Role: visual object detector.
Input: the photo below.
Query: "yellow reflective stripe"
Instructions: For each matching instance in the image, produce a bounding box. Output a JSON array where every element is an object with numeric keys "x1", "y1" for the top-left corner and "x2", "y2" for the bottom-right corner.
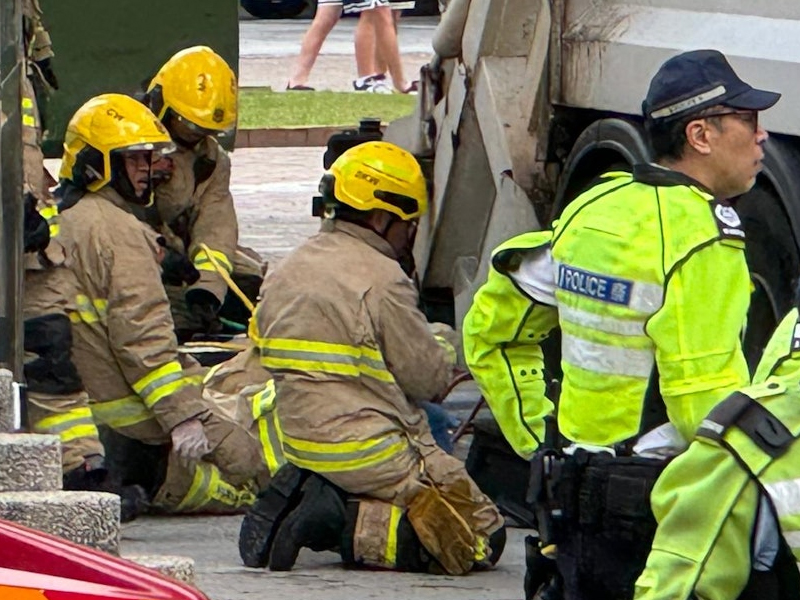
[
  {"x1": 176, "y1": 463, "x2": 211, "y2": 511},
  {"x1": 385, "y1": 504, "x2": 403, "y2": 567},
  {"x1": 202, "y1": 362, "x2": 225, "y2": 385},
  {"x1": 474, "y1": 535, "x2": 488, "y2": 561},
  {"x1": 33, "y1": 407, "x2": 99, "y2": 442},
  {"x1": 74, "y1": 294, "x2": 108, "y2": 325},
  {"x1": 433, "y1": 335, "x2": 457, "y2": 364},
  {"x1": 39, "y1": 205, "x2": 58, "y2": 219},
  {"x1": 258, "y1": 338, "x2": 395, "y2": 384},
  {"x1": 21, "y1": 97, "x2": 34, "y2": 109},
  {"x1": 193, "y1": 248, "x2": 233, "y2": 274},
  {"x1": 40, "y1": 205, "x2": 61, "y2": 239},
  {"x1": 132, "y1": 361, "x2": 198, "y2": 409},
  {"x1": 176, "y1": 462, "x2": 256, "y2": 512},
  {"x1": 282, "y1": 433, "x2": 407, "y2": 472},
  {"x1": 251, "y1": 381, "x2": 285, "y2": 475},
  {"x1": 90, "y1": 395, "x2": 154, "y2": 428},
  {"x1": 22, "y1": 114, "x2": 36, "y2": 127}
]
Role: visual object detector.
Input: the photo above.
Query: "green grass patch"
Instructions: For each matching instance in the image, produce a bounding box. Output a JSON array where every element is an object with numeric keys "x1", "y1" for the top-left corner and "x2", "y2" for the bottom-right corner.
[{"x1": 239, "y1": 88, "x2": 417, "y2": 129}]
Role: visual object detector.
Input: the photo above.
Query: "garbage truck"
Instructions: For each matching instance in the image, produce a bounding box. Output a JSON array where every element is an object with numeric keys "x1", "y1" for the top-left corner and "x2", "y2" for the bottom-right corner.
[{"x1": 386, "y1": 0, "x2": 800, "y2": 372}]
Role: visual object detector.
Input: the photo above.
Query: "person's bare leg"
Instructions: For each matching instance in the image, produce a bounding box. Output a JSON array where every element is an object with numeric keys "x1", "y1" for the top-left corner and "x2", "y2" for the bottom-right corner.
[
  {"x1": 354, "y1": 10, "x2": 378, "y2": 78},
  {"x1": 369, "y1": 6, "x2": 408, "y2": 91},
  {"x1": 374, "y1": 10, "x2": 401, "y2": 77},
  {"x1": 287, "y1": 4, "x2": 342, "y2": 88}
]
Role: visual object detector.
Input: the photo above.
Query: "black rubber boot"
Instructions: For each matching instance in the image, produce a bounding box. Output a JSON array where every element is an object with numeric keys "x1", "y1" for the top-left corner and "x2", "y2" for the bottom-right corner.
[
  {"x1": 268, "y1": 473, "x2": 347, "y2": 571},
  {"x1": 63, "y1": 455, "x2": 149, "y2": 523},
  {"x1": 238, "y1": 463, "x2": 310, "y2": 568},
  {"x1": 488, "y1": 525, "x2": 507, "y2": 565}
]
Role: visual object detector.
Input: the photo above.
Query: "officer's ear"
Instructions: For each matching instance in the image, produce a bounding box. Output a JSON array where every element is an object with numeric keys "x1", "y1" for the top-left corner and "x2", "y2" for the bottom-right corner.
[{"x1": 684, "y1": 117, "x2": 713, "y2": 156}]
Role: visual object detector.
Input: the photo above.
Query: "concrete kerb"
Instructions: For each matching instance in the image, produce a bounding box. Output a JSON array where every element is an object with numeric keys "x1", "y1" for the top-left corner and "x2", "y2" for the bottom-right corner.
[{"x1": 235, "y1": 126, "x2": 344, "y2": 149}]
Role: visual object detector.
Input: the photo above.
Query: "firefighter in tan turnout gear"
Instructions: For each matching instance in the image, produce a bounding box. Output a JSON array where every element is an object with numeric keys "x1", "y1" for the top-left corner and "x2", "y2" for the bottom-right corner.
[
  {"x1": 55, "y1": 93, "x2": 269, "y2": 514},
  {"x1": 20, "y1": 0, "x2": 115, "y2": 502},
  {"x1": 238, "y1": 141, "x2": 505, "y2": 575},
  {"x1": 140, "y1": 45, "x2": 264, "y2": 343}
]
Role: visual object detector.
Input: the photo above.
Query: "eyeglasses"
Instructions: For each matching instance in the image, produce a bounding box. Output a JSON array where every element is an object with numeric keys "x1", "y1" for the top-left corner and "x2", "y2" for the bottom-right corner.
[{"x1": 701, "y1": 109, "x2": 759, "y2": 133}]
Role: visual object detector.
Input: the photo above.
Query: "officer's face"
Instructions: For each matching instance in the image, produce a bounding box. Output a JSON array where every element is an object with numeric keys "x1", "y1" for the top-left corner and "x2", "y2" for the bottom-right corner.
[{"x1": 694, "y1": 108, "x2": 768, "y2": 198}]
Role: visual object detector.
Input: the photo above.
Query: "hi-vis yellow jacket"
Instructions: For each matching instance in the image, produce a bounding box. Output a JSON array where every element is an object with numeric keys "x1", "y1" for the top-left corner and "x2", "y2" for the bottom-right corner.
[
  {"x1": 635, "y1": 308, "x2": 800, "y2": 600},
  {"x1": 462, "y1": 230, "x2": 559, "y2": 459},
  {"x1": 60, "y1": 186, "x2": 207, "y2": 442},
  {"x1": 551, "y1": 165, "x2": 751, "y2": 446},
  {"x1": 252, "y1": 219, "x2": 453, "y2": 475}
]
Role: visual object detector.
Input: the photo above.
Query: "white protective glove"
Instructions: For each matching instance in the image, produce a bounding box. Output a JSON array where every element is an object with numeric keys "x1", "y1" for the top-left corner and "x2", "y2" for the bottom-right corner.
[{"x1": 170, "y1": 418, "x2": 212, "y2": 462}]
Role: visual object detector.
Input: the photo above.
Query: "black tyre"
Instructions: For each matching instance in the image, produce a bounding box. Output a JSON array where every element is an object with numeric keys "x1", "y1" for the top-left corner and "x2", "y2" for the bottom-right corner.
[
  {"x1": 736, "y1": 184, "x2": 799, "y2": 371},
  {"x1": 240, "y1": 0, "x2": 309, "y2": 19}
]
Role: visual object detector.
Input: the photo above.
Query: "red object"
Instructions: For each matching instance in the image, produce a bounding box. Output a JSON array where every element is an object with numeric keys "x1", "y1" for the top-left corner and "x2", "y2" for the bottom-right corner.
[{"x1": 0, "y1": 519, "x2": 208, "y2": 600}]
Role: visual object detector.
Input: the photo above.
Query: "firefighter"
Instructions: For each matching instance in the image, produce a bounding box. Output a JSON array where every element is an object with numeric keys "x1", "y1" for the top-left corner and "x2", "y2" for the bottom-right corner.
[
  {"x1": 462, "y1": 49, "x2": 780, "y2": 600},
  {"x1": 55, "y1": 93, "x2": 269, "y2": 514},
  {"x1": 140, "y1": 45, "x2": 264, "y2": 343},
  {"x1": 238, "y1": 141, "x2": 505, "y2": 575},
  {"x1": 634, "y1": 306, "x2": 800, "y2": 600},
  {"x1": 20, "y1": 0, "x2": 120, "y2": 505}
]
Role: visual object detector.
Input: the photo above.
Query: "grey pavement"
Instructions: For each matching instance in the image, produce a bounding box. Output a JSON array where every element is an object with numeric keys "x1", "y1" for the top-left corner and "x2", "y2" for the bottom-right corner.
[{"x1": 238, "y1": 16, "x2": 436, "y2": 91}]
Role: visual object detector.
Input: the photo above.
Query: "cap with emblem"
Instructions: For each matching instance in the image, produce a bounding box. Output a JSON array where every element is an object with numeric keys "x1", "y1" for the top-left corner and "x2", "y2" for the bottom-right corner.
[{"x1": 643, "y1": 49, "x2": 781, "y2": 122}]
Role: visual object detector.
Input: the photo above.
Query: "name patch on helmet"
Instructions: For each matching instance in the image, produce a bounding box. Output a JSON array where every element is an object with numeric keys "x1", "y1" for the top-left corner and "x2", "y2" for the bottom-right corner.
[
  {"x1": 557, "y1": 265, "x2": 632, "y2": 305},
  {"x1": 354, "y1": 170, "x2": 379, "y2": 185}
]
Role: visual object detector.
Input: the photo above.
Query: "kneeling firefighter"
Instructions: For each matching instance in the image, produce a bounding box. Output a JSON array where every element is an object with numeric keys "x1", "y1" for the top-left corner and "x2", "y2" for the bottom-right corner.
[
  {"x1": 238, "y1": 141, "x2": 505, "y2": 574},
  {"x1": 55, "y1": 93, "x2": 270, "y2": 515},
  {"x1": 140, "y1": 45, "x2": 266, "y2": 343}
]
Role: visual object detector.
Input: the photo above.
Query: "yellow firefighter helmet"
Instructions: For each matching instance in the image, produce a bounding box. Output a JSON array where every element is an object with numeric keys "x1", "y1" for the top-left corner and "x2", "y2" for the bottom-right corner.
[
  {"x1": 147, "y1": 45, "x2": 237, "y2": 134},
  {"x1": 323, "y1": 141, "x2": 428, "y2": 220},
  {"x1": 59, "y1": 93, "x2": 174, "y2": 192}
]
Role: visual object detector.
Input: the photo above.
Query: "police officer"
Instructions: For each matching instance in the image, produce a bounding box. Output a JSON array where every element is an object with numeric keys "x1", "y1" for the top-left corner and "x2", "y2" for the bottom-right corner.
[
  {"x1": 635, "y1": 306, "x2": 800, "y2": 600},
  {"x1": 463, "y1": 49, "x2": 780, "y2": 600},
  {"x1": 141, "y1": 46, "x2": 265, "y2": 343},
  {"x1": 238, "y1": 141, "x2": 504, "y2": 575}
]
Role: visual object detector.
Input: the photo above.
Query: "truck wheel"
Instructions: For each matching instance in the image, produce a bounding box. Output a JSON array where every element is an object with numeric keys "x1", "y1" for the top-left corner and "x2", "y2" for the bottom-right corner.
[
  {"x1": 240, "y1": 0, "x2": 309, "y2": 19},
  {"x1": 736, "y1": 184, "x2": 799, "y2": 371}
]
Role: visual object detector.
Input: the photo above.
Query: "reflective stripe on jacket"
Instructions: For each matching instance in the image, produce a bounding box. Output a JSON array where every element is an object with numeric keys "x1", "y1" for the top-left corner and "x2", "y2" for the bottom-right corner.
[
  {"x1": 462, "y1": 230, "x2": 559, "y2": 459},
  {"x1": 551, "y1": 166, "x2": 751, "y2": 446},
  {"x1": 252, "y1": 219, "x2": 452, "y2": 473},
  {"x1": 636, "y1": 310, "x2": 800, "y2": 600},
  {"x1": 60, "y1": 187, "x2": 208, "y2": 435}
]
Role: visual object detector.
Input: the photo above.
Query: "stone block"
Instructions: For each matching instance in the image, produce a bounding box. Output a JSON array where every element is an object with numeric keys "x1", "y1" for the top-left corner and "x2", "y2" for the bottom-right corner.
[
  {"x1": 0, "y1": 491, "x2": 120, "y2": 554},
  {"x1": 124, "y1": 555, "x2": 196, "y2": 585},
  {"x1": 0, "y1": 433, "x2": 62, "y2": 492}
]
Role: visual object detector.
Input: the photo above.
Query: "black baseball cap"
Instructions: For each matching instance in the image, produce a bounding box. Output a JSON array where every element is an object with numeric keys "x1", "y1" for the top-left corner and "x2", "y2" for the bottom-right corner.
[{"x1": 643, "y1": 49, "x2": 781, "y2": 121}]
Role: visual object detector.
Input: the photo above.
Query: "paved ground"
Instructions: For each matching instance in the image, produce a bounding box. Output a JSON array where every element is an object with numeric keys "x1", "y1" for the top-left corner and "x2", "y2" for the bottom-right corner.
[{"x1": 238, "y1": 16, "x2": 437, "y2": 91}]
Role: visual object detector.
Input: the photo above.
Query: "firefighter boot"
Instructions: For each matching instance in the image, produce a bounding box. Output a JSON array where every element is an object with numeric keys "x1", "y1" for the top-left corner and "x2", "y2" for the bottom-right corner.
[
  {"x1": 238, "y1": 463, "x2": 310, "y2": 568},
  {"x1": 62, "y1": 455, "x2": 149, "y2": 523},
  {"x1": 268, "y1": 473, "x2": 347, "y2": 571}
]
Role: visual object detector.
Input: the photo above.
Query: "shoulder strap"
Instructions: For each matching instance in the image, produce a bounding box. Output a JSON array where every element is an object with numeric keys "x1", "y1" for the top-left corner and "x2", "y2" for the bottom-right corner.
[{"x1": 697, "y1": 391, "x2": 793, "y2": 460}]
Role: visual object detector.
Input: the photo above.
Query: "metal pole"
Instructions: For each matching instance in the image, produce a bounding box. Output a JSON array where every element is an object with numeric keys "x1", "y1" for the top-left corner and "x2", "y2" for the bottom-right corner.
[{"x1": 0, "y1": 0, "x2": 24, "y2": 432}]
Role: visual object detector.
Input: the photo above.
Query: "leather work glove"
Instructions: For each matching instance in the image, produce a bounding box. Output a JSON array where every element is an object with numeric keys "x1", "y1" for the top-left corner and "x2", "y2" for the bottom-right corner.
[
  {"x1": 160, "y1": 246, "x2": 201, "y2": 287},
  {"x1": 185, "y1": 288, "x2": 223, "y2": 335},
  {"x1": 23, "y1": 192, "x2": 50, "y2": 253},
  {"x1": 170, "y1": 418, "x2": 212, "y2": 463}
]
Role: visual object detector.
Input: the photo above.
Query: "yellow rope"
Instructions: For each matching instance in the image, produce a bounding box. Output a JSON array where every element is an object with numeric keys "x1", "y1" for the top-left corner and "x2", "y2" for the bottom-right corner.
[{"x1": 198, "y1": 243, "x2": 256, "y2": 313}]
